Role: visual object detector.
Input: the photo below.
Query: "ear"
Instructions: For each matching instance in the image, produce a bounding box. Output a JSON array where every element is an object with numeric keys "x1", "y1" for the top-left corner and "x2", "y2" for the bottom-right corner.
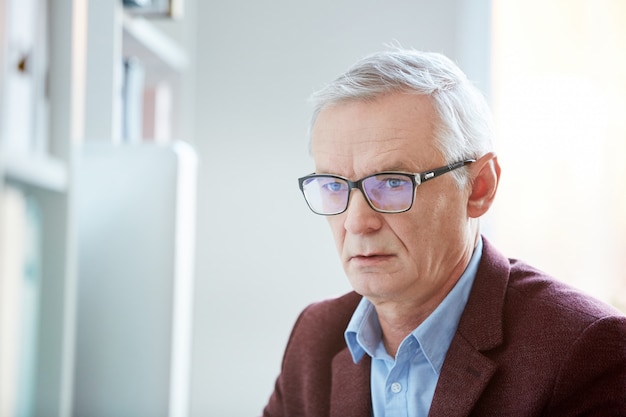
[{"x1": 467, "y1": 152, "x2": 501, "y2": 218}]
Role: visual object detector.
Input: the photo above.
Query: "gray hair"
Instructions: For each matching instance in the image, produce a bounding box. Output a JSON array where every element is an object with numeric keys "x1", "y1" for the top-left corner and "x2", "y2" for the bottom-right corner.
[{"x1": 308, "y1": 48, "x2": 494, "y2": 187}]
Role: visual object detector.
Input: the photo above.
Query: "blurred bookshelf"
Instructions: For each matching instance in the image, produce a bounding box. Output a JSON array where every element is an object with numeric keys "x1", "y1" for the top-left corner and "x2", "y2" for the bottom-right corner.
[
  {"x1": 1, "y1": 0, "x2": 74, "y2": 415},
  {"x1": 84, "y1": 2, "x2": 189, "y2": 145},
  {"x1": 2, "y1": 153, "x2": 68, "y2": 192},
  {"x1": 0, "y1": 0, "x2": 194, "y2": 416}
]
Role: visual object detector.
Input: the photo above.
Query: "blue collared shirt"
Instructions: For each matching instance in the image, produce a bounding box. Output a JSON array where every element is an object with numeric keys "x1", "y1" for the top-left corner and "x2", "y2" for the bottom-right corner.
[{"x1": 344, "y1": 239, "x2": 483, "y2": 417}]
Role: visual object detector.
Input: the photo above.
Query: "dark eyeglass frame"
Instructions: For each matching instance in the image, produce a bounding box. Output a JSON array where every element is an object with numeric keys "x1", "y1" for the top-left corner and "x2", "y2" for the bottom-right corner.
[{"x1": 298, "y1": 159, "x2": 475, "y2": 215}]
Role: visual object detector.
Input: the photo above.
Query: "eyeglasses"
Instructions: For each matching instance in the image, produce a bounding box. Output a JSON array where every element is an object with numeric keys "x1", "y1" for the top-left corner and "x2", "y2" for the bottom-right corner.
[{"x1": 298, "y1": 159, "x2": 475, "y2": 215}]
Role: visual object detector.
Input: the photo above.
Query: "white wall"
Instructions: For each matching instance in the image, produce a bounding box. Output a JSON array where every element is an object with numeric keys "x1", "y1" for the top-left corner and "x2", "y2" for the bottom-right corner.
[{"x1": 188, "y1": 1, "x2": 491, "y2": 415}]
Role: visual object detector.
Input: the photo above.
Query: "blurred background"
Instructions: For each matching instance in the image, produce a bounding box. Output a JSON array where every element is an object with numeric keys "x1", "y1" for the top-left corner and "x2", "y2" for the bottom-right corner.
[{"x1": 0, "y1": 0, "x2": 624, "y2": 416}]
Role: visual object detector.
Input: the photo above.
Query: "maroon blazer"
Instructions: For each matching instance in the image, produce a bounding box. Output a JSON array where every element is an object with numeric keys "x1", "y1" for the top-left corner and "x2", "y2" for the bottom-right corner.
[{"x1": 262, "y1": 237, "x2": 626, "y2": 416}]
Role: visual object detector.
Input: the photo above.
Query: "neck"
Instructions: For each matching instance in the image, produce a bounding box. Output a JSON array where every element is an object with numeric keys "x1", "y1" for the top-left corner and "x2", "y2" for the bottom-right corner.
[
  {"x1": 376, "y1": 289, "x2": 452, "y2": 357},
  {"x1": 377, "y1": 304, "x2": 431, "y2": 357}
]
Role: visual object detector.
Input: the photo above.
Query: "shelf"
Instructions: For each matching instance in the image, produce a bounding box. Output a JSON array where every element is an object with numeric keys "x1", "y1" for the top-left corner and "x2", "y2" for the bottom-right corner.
[
  {"x1": 122, "y1": 12, "x2": 188, "y2": 77},
  {"x1": 1, "y1": 152, "x2": 68, "y2": 192}
]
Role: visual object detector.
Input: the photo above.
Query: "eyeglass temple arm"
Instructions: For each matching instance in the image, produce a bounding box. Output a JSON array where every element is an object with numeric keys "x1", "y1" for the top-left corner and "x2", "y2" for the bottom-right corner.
[{"x1": 419, "y1": 159, "x2": 475, "y2": 182}]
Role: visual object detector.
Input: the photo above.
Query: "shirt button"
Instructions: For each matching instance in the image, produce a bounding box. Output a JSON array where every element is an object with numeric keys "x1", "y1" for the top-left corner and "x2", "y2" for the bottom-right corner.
[{"x1": 390, "y1": 382, "x2": 402, "y2": 393}]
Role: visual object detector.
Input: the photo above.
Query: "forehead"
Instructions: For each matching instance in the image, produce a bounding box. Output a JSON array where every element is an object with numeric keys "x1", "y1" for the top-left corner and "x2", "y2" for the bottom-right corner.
[{"x1": 311, "y1": 93, "x2": 441, "y2": 176}]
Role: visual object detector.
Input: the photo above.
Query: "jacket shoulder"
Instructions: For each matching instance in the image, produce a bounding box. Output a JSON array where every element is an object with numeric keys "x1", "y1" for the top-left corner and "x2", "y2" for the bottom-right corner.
[
  {"x1": 262, "y1": 292, "x2": 362, "y2": 417},
  {"x1": 507, "y1": 257, "x2": 623, "y2": 323},
  {"x1": 291, "y1": 291, "x2": 362, "y2": 347},
  {"x1": 450, "y1": 238, "x2": 626, "y2": 415}
]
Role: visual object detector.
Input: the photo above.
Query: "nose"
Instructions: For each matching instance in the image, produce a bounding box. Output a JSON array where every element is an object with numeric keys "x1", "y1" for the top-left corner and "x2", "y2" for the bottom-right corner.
[{"x1": 343, "y1": 190, "x2": 383, "y2": 234}]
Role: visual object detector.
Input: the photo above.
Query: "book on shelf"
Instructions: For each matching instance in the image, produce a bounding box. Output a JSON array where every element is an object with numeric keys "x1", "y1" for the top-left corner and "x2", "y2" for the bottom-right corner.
[
  {"x1": 142, "y1": 81, "x2": 173, "y2": 144},
  {"x1": 0, "y1": 185, "x2": 42, "y2": 417},
  {"x1": 121, "y1": 56, "x2": 174, "y2": 144},
  {"x1": 32, "y1": 0, "x2": 50, "y2": 156},
  {"x1": 0, "y1": 0, "x2": 49, "y2": 155},
  {"x1": 121, "y1": 56, "x2": 146, "y2": 144},
  {"x1": 123, "y1": 0, "x2": 184, "y2": 19}
]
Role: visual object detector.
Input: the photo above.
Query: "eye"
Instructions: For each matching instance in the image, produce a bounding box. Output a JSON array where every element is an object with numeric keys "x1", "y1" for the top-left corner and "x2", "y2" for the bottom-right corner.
[
  {"x1": 322, "y1": 181, "x2": 346, "y2": 192},
  {"x1": 385, "y1": 177, "x2": 407, "y2": 188},
  {"x1": 376, "y1": 175, "x2": 410, "y2": 190}
]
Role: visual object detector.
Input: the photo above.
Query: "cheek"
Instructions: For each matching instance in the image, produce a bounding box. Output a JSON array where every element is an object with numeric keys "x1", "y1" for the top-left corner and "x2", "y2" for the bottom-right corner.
[
  {"x1": 326, "y1": 217, "x2": 346, "y2": 252},
  {"x1": 401, "y1": 192, "x2": 462, "y2": 243},
  {"x1": 416, "y1": 194, "x2": 469, "y2": 252}
]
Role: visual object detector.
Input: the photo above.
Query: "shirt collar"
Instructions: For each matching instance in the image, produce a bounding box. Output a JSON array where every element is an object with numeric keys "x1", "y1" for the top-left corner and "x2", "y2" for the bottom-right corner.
[{"x1": 344, "y1": 239, "x2": 483, "y2": 373}]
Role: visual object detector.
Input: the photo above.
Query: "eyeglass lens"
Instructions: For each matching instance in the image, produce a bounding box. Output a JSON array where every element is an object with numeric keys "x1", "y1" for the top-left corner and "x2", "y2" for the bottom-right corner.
[{"x1": 301, "y1": 173, "x2": 414, "y2": 214}]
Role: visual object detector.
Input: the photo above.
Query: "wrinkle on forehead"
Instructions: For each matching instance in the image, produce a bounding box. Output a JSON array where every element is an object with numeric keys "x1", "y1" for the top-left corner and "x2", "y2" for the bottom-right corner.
[
  {"x1": 310, "y1": 93, "x2": 442, "y2": 177},
  {"x1": 313, "y1": 130, "x2": 441, "y2": 177},
  {"x1": 313, "y1": 129, "x2": 408, "y2": 156}
]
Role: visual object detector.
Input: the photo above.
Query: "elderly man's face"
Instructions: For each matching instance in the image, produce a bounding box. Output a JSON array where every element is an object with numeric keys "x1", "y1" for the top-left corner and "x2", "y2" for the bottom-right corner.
[{"x1": 311, "y1": 92, "x2": 475, "y2": 309}]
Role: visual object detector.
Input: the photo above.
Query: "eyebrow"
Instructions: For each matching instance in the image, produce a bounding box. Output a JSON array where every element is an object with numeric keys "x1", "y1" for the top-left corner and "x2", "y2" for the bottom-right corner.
[
  {"x1": 372, "y1": 162, "x2": 419, "y2": 173},
  {"x1": 315, "y1": 160, "x2": 425, "y2": 178},
  {"x1": 315, "y1": 167, "x2": 418, "y2": 180}
]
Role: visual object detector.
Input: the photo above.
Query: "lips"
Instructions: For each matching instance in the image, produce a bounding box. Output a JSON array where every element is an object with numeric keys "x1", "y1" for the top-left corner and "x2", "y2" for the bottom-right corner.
[
  {"x1": 352, "y1": 253, "x2": 389, "y2": 259},
  {"x1": 348, "y1": 253, "x2": 394, "y2": 265}
]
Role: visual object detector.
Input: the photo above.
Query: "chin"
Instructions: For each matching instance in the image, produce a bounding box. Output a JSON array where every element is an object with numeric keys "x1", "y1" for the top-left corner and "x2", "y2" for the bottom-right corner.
[{"x1": 347, "y1": 274, "x2": 396, "y2": 300}]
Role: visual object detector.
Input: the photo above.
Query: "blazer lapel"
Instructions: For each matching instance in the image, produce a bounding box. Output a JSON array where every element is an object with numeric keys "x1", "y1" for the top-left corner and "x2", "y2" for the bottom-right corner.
[
  {"x1": 429, "y1": 237, "x2": 509, "y2": 417},
  {"x1": 329, "y1": 348, "x2": 372, "y2": 417},
  {"x1": 428, "y1": 335, "x2": 496, "y2": 417}
]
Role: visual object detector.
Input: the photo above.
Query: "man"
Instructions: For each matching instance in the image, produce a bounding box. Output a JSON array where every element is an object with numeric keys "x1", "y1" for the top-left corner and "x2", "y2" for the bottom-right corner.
[{"x1": 262, "y1": 49, "x2": 626, "y2": 416}]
